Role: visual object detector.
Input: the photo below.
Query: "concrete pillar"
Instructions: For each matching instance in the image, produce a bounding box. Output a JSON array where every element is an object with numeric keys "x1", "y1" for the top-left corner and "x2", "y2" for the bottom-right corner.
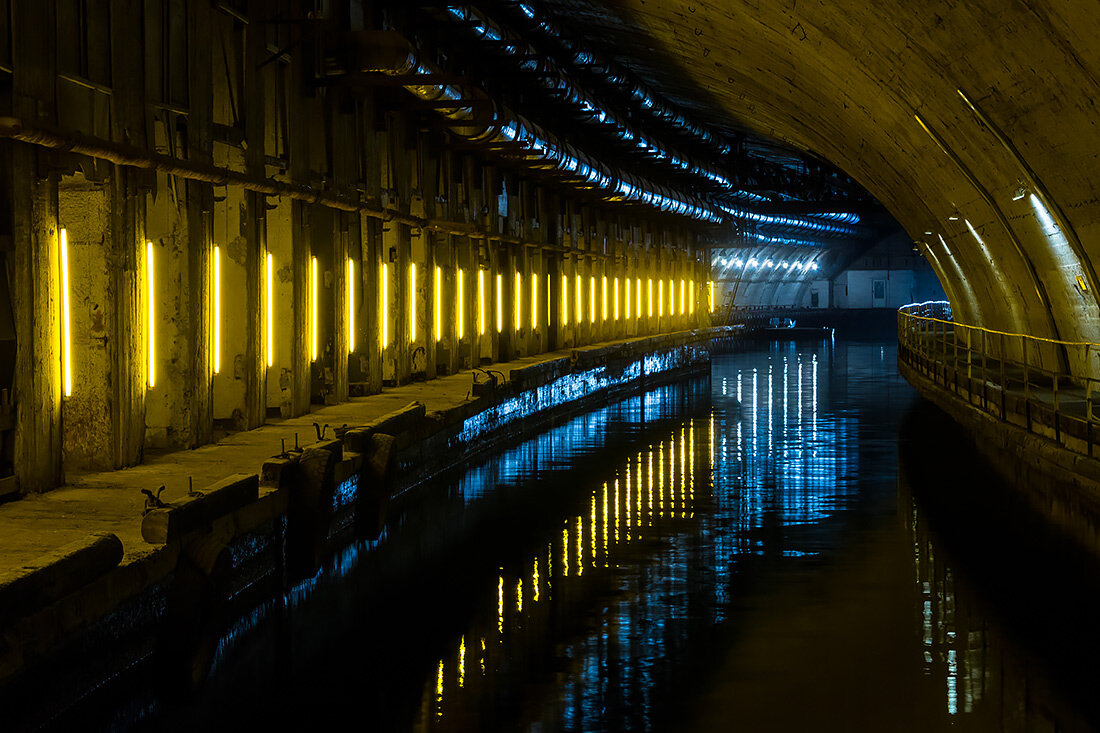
[
  {"x1": 11, "y1": 148, "x2": 61, "y2": 492},
  {"x1": 380, "y1": 220, "x2": 397, "y2": 384},
  {"x1": 342, "y1": 213, "x2": 362, "y2": 396},
  {"x1": 242, "y1": 189, "x2": 265, "y2": 425},
  {"x1": 109, "y1": 167, "x2": 148, "y2": 466},
  {"x1": 267, "y1": 198, "x2": 294, "y2": 415},
  {"x1": 287, "y1": 29, "x2": 312, "y2": 415},
  {"x1": 185, "y1": 0, "x2": 214, "y2": 444},
  {"x1": 395, "y1": 223, "x2": 411, "y2": 383},
  {"x1": 357, "y1": 215, "x2": 383, "y2": 395},
  {"x1": 458, "y1": 236, "x2": 477, "y2": 371},
  {"x1": 332, "y1": 212, "x2": 349, "y2": 402},
  {"x1": 211, "y1": 180, "x2": 252, "y2": 427},
  {"x1": 243, "y1": 0, "x2": 267, "y2": 426},
  {"x1": 58, "y1": 173, "x2": 112, "y2": 468},
  {"x1": 308, "y1": 205, "x2": 334, "y2": 402},
  {"x1": 290, "y1": 200, "x2": 311, "y2": 414},
  {"x1": 9, "y1": 0, "x2": 61, "y2": 491},
  {"x1": 409, "y1": 225, "x2": 427, "y2": 379}
]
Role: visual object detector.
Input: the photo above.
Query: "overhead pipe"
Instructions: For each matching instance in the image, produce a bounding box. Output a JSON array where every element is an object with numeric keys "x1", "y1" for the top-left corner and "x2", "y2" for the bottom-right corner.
[
  {"x1": 715, "y1": 202, "x2": 865, "y2": 238},
  {"x1": 440, "y1": 6, "x2": 865, "y2": 237},
  {"x1": 439, "y1": 5, "x2": 735, "y2": 193},
  {"x1": 729, "y1": 189, "x2": 862, "y2": 224},
  {"x1": 505, "y1": 1, "x2": 730, "y2": 159},
  {"x1": 345, "y1": 32, "x2": 724, "y2": 223}
]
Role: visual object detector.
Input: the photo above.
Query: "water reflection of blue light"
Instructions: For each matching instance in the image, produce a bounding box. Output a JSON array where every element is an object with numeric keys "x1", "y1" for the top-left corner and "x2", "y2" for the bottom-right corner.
[{"x1": 378, "y1": 343, "x2": 926, "y2": 732}]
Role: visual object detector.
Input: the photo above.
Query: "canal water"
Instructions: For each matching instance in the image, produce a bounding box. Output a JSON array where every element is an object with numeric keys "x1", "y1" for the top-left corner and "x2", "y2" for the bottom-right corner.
[{"x1": 146, "y1": 338, "x2": 1100, "y2": 731}]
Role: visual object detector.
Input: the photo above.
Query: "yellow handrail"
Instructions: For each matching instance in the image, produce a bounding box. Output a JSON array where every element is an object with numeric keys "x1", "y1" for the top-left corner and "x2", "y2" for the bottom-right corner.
[{"x1": 898, "y1": 304, "x2": 1100, "y2": 350}]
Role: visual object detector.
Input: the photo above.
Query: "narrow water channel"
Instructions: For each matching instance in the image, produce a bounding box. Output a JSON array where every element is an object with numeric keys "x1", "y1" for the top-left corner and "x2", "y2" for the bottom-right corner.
[{"x1": 141, "y1": 339, "x2": 1100, "y2": 731}]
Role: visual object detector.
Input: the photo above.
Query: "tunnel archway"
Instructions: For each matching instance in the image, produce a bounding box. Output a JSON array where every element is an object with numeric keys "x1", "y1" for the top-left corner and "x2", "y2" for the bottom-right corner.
[{"x1": 542, "y1": 0, "x2": 1100, "y2": 361}]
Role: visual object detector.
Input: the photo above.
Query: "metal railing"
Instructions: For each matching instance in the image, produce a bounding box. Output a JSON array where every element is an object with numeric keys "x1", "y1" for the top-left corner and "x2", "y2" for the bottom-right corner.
[{"x1": 897, "y1": 300, "x2": 1100, "y2": 456}]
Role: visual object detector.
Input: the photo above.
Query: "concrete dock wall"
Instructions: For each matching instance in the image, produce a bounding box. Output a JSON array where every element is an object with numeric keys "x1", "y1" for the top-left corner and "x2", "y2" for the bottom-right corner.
[
  {"x1": 900, "y1": 359, "x2": 1100, "y2": 560},
  {"x1": 0, "y1": 328, "x2": 735, "y2": 730}
]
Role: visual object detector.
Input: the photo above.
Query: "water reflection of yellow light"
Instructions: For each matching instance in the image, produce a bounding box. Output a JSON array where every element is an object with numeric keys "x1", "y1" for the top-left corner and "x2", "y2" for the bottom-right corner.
[
  {"x1": 689, "y1": 422, "x2": 695, "y2": 500},
  {"x1": 636, "y1": 458, "x2": 642, "y2": 525},
  {"x1": 668, "y1": 437, "x2": 674, "y2": 511},
  {"x1": 533, "y1": 557, "x2": 539, "y2": 603},
  {"x1": 576, "y1": 516, "x2": 584, "y2": 575},
  {"x1": 480, "y1": 637, "x2": 486, "y2": 674},
  {"x1": 516, "y1": 577, "x2": 523, "y2": 613},
  {"x1": 436, "y1": 658, "x2": 444, "y2": 716},
  {"x1": 497, "y1": 572, "x2": 504, "y2": 634},
  {"x1": 602, "y1": 482, "x2": 609, "y2": 557},
  {"x1": 614, "y1": 478, "x2": 620, "y2": 543},
  {"x1": 625, "y1": 462, "x2": 632, "y2": 533},
  {"x1": 458, "y1": 636, "x2": 466, "y2": 688},
  {"x1": 562, "y1": 527, "x2": 569, "y2": 577},
  {"x1": 590, "y1": 494, "x2": 597, "y2": 562},
  {"x1": 647, "y1": 456, "x2": 654, "y2": 521},
  {"x1": 681, "y1": 428, "x2": 686, "y2": 505},
  {"x1": 653, "y1": 447, "x2": 660, "y2": 515}
]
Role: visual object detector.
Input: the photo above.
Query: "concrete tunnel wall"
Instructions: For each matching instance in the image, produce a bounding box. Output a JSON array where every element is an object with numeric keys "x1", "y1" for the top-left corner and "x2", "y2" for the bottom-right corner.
[
  {"x1": 592, "y1": 0, "x2": 1100, "y2": 368},
  {"x1": 0, "y1": 1, "x2": 719, "y2": 493}
]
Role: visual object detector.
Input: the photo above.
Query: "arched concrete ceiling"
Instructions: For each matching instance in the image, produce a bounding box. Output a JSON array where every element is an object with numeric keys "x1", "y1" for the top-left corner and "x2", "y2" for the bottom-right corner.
[{"x1": 542, "y1": 0, "x2": 1100, "y2": 354}]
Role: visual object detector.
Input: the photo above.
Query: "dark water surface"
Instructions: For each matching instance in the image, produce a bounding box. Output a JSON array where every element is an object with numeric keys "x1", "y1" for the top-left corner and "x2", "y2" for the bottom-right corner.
[{"x1": 150, "y1": 339, "x2": 1100, "y2": 731}]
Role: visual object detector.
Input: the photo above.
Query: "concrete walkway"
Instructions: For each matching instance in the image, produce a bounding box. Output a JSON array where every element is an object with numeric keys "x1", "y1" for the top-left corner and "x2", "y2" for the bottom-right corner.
[{"x1": 0, "y1": 334, "x2": 705, "y2": 574}]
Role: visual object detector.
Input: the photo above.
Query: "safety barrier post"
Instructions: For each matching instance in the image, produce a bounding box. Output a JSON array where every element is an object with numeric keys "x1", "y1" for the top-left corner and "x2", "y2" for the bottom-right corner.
[
  {"x1": 980, "y1": 330, "x2": 987, "y2": 410},
  {"x1": 1054, "y1": 372, "x2": 1061, "y2": 443},
  {"x1": 999, "y1": 332, "x2": 1006, "y2": 419}
]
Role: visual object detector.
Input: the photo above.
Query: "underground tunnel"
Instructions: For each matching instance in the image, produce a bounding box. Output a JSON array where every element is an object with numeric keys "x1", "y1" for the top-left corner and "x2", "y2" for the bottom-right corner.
[{"x1": 1, "y1": 0, "x2": 1100, "y2": 730}]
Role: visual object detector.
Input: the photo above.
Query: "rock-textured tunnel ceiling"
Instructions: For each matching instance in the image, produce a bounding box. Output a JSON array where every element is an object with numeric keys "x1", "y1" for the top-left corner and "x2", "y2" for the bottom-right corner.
[{"x1": 534, "y1": 0, "x2": 1100, "y2": 350}]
